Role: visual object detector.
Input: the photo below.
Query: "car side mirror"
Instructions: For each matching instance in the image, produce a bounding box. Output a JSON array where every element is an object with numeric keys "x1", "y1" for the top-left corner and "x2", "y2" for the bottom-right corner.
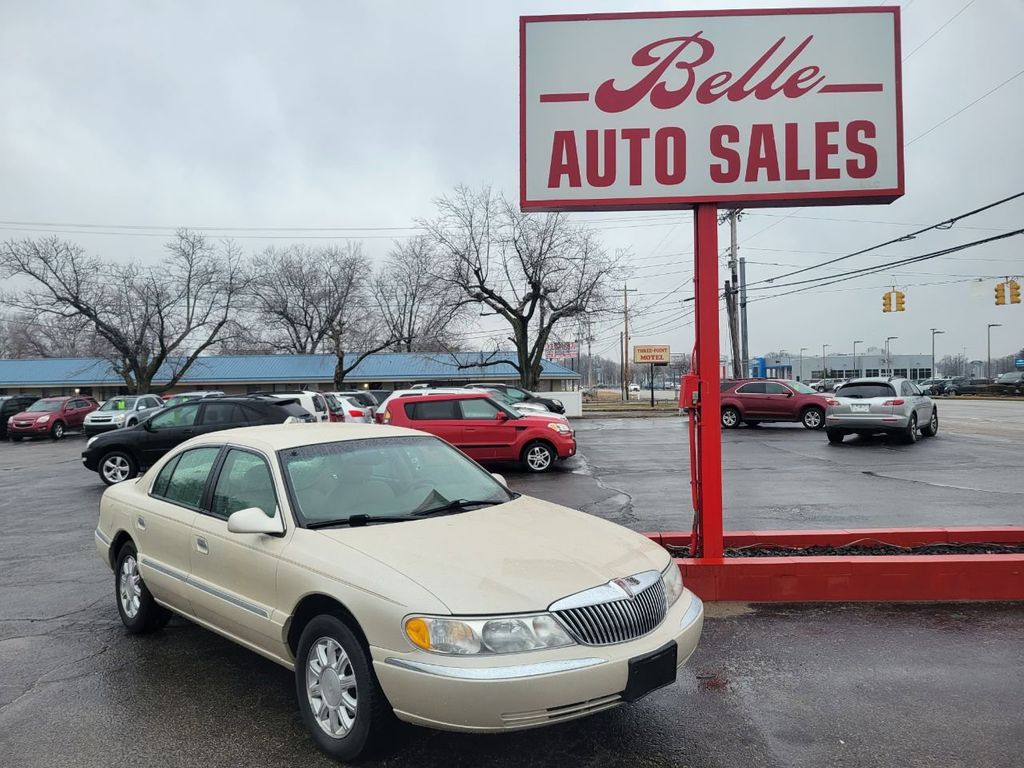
[
  {"x1": 227, "y1": 507, "x2": 284, "y2": 535},
  {"x1": 143, "y1": 419, "x2": 155, "y2": 432},
  {"x1": 495, "y1": 411, "x2": 509, "y2": 421},
  {"x1": 785, "y1": 391, "x2": 794, "y2": 397},
  {"x1": 491, "y1": 472, "x2": 508, "y2": 487}
]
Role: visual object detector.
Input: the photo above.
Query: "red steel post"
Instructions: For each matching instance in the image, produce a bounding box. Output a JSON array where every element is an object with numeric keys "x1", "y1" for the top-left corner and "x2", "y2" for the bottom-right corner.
[{"x1": 693, "y1": 204, "x2": 724, "y2": 559}]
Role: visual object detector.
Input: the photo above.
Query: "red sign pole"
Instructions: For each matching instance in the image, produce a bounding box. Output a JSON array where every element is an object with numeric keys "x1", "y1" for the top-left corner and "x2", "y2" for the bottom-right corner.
[{"x1": 693, "y1": 204, "x2": 723, "y2": 559}]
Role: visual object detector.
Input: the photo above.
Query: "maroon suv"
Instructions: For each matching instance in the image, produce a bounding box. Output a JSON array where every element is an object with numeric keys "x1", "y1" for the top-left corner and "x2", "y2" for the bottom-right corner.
[
  {"x1": 7, "y1": 396, "x2": 99, "y2": 440},
  {"x1": 720, "y1": 379, "x2": 829, "y2": 430}
]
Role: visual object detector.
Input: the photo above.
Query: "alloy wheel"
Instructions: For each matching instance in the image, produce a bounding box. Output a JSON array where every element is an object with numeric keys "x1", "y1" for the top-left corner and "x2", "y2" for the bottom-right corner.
[
  {"x1": 53, "y1": 423, "x2": 64, "y2": 439},
  {"x1": 119, "y1": 555, "x2": 142, "y2": 618},
  {"x1": 306, "y1": 637, "x2": 358, "y2": 738},
  {"x1": 102, "y1": 455, "x2": 131, "y2": 484},
  {"x1": 721, "y1": 409, "x2": 739, "y2": 428},
  {"x1": 803, "y1": 409, "x2": 823, "y2": 428},
  {"x1": 526, "y1": 445, "x2": 552, "y2": 471}
]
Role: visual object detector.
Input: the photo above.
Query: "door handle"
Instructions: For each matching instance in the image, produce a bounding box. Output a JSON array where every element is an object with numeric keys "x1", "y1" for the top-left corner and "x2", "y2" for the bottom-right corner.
[
  {"x1": 136, "y1": 516, "x2": 146, "y2": 531},
  {"x1": 195, "y1": 537, "x2": 209, "y2": 555}
]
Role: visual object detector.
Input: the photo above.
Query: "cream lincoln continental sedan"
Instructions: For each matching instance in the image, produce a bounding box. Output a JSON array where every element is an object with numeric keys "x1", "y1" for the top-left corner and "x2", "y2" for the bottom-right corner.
[{"x1": 95, "y1": 424, "x2": 704, "y2": 761}]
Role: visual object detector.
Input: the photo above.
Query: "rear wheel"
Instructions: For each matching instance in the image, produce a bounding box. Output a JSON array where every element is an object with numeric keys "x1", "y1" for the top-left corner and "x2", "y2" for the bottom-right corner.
[
  {"x1": 902, "y1": 414, "x2": 919, "y2": 444},
  {"x1": 115, "y1": 542, "x2": 171, "y2": 634},
  {"x1": 721, "y1": 407, "x2": 740, "y2": 429},
  {"x1": 826, "y1": 429, "x2": 845, "y2": 445},
  {"x1": 801, "y1": 407, "x2": 825, "y2": 430},
  {"x1": 920, "y1": 409, "x2": 938, "y2": 438},
  {"x1": 521, "y1": 441, "x2": 556, "y2": 473},
  {"x1": 50, "y1": 421, "x2": 65, "y2": 440}
]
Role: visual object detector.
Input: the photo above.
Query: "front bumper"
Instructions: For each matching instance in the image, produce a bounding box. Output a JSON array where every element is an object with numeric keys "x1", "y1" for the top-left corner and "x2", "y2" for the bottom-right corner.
[
  {"x1": 556, "y1": 437, "x2": 577, "y2": 459},
  {"x1": 372, "y1": 589, "x2": 703, "y2": 732},
  {"x1": 826, "y1": 413, "x2": 910, "y2": 431},
  {"x1": 7, "y1": 421, "x2": 51, "y2": 435}
]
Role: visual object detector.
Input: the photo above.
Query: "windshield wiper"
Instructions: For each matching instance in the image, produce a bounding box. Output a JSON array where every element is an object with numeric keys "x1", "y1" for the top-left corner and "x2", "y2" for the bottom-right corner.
[
  {"x1": 411, "y1": 498, "x2": 506, "y2": 517},
  {"x1": 307, "y1": 514, "x2": 418, "y2": 529}
]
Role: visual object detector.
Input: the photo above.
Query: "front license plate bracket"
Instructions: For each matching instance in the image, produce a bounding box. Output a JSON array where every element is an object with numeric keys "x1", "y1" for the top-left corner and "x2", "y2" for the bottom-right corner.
[{"x1": 622, "y1": 640, "x2": 677, "y2": 703}]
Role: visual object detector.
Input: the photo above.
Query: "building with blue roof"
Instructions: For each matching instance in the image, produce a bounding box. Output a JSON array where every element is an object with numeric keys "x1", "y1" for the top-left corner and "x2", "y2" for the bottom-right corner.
[{"x1": 0, "y1": 352, "x2": 581, "y2": 400}]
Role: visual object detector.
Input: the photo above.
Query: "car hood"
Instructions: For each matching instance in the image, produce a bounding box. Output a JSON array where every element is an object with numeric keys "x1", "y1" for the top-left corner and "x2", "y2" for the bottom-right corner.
[
  {"x1": 315, "y1": 496, "x2": 668, "y2": 614},
  {"x1": 514, "y1": 412, "x2": 569, "y2": 425},
  {"x1": 9, "y1": 410, "x2": 48, "y2": 420}
]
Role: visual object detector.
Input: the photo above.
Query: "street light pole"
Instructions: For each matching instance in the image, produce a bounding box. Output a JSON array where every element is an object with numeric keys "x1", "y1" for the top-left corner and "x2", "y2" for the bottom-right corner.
[
  {"x1": 822, "y1": 343, "x2": 830, "y2": 378},
  {"x1": 930, "y1": 329, "x2": 944, "y2": 380},
  {"x1": 853, "y1": 340, "x2": 863, "y2": 378},
  {"x1": 885, "y1": 336, "x2": 898, "y2": 375},
  {"x1": 987, "y1": 324, "x2": 1002, "y2": 379},
  {"x1": 799, "y1": 347, "x2": 807, "y2": 382}
]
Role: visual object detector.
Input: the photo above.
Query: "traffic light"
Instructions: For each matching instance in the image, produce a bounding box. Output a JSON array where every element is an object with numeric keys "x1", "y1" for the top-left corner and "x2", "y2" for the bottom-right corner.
[
  {"x1": 895, "y1": 290, "x2": 906, "y2": 312},
  {"x1": 1010, "y1": 279, "x2": 1021, "y2": 305},
  {"x1": 995, "y1": 282, "x2": 1006, "y2": 305},
  {"x1": 882, "y1": 292, "x2": 892, "y2": 313}
]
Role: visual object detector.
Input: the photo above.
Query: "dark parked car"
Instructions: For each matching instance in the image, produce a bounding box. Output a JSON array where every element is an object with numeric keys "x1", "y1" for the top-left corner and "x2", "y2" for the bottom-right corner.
[
  {"x1": 992, "y1": 372, "x2": 1024, "y2": 395},
  {"x1": 0, "y1": 395, "x2": 39, "y2": 440},
  {"x1": 81, "y1": 395, "x2": 315, "y2": 485},
  {"x1": 943, "y1": 377, "x2": 992, "y2": 396},
  {"x1": 7, "y1": 396, "x2": 99, "y2": 440},
  {"x1": 719, "y1": 379, "x2": 831, "y2": 429},
  {"x1": 467, "y1": 383, "x2": 566, "y2": 414}
]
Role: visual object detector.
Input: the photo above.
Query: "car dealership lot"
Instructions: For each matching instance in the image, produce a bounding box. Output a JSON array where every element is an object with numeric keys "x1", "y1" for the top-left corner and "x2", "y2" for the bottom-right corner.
[{"x1": 1, "y1": 401, "x2": 1022, "y2": 767}]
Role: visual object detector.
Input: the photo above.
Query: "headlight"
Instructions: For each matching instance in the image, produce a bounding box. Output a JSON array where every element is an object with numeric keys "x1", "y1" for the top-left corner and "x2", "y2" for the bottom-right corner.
[
  {"x1": 36, "y1": 415, "x2": 50, "y2": 423},
  {"x1": 404, "y1": 614, "x2": 574, "y2": 655},
  {"x1": 111, "y1": 413, "x2": 126, "y2": 423},
  {"x1": 663, "y1": 561, "x2": 684, "y2": 608},
  {"x1": 547, "y1": 422, "x2": 571, "y2": 435}
]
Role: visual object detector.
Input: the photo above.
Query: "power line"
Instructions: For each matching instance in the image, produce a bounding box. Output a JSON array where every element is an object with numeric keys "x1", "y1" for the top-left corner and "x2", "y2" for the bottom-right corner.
[
  {"x1": 902, "y1": 0, "x2": 976, "y2": 62},
  {"x1": 907, "y1": 67, "x2": 1024, "y2": 146}
]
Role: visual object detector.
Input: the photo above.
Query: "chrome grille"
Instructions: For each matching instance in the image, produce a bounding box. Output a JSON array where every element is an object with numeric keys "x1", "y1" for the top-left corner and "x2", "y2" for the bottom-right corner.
[{"x1": 553, "y1": 577, "x2": 667, "y2": 646}]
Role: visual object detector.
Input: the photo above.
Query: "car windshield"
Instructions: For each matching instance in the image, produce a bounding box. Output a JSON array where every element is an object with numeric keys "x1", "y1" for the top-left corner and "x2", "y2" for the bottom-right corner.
[
  {"x1": 281, "y1": 435, "x2": 514, "y2": 526},
  {"x1": 784, "y1": 380, "x2": 817, "y2": 394},
  {"x1": 836, "y1": 383, "x2": 897, "y2": 399},
  {"x1": 99, "y1": 397, "x2": 139, "y2": 412},
  {"x1": 26, "y1": 399, "x2": 63, "y2": 412}
]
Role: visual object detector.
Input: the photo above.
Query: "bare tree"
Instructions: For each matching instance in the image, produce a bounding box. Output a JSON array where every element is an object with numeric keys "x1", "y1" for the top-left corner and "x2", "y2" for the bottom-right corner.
[
  {"x1": 0, "y1": 310, "x2": 110, "y2": 358},
  {"x1": 373, "y1": 236, "x2": 465, "y2": 352},
  {"x1": 421, "y1": 185, "x2": 619, "y2": 389},
  {"x1": 0, "y1": 232, "x2": 246, "y2": 393}
]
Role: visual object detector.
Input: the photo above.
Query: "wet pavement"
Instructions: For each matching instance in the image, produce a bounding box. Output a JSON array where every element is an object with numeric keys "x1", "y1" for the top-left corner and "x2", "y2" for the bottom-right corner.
[{"x1": 1, "y1": 409, "x2": 1023, "y2": 767}]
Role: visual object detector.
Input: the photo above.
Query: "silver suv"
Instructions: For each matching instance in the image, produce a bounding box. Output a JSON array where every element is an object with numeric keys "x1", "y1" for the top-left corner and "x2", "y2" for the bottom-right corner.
[{"x1": 825, "y1": 377, "x2": 938, "y2": 445}]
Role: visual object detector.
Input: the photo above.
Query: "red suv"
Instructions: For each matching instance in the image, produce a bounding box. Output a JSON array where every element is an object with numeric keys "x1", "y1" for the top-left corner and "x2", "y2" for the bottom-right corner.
[
  {"x1": 7, "y1": 396, "x2": 99, "y2": 440},
  {"x1": 720, "y1": 379, "x2": 829, "y2": 430},
  {"x1": 382, "y1": 391, "x2": 576, "y2": 472}
]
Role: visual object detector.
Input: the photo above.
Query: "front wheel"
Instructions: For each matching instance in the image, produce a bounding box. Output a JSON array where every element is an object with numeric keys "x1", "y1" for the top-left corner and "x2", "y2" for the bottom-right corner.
[
  {"x1": 522, "y1": 441, "x2": 556, "y2": 473},
  {"x1": 721, "y1": 407, "x2": 740, "y2": 429},
  {"x1": 295, "y1": 615, "x2": 393, "y2": 762},
  {"x1": 920, "y1": 409, "x2": 938, "y2": 438},
  {"x1": 100, "y1": 451, "x2": 138, "y2": 485},
  {"x1": 801, "y1": 407, "x2": 825, "y2": 430},
  {"x1": 826, "y1": 429, "x2": 845, "y2": 445},
  {"x1": 50, "y1": 421, "x2": 65, "y2": 440},
  {"x1": 115, "y1": 542, "x2": 171, "y2": 634}
]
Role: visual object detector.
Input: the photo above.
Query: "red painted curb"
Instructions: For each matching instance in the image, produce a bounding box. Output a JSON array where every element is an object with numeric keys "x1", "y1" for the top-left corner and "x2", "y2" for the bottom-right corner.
[{"x1": 645, "y1": 528, "x2": 1024, "y2": 602}]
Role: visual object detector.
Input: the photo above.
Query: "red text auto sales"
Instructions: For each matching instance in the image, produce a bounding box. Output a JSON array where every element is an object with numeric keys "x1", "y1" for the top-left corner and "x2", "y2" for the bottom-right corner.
[{"x1": 545, "y1": 33, "x2": 880, "y2": 190}]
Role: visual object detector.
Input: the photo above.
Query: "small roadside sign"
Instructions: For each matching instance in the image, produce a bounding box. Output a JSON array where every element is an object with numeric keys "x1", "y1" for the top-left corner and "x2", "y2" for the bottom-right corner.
[{"x1": 634, "y1": 344, "x2": 671, "y2": 365}]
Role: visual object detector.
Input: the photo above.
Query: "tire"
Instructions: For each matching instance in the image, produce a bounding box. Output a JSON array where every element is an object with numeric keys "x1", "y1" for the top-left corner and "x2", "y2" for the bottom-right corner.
[
  {"x1": 114, "y1": 541, "x2": 171, "y2": 634},
  {"x1": 801, "y1": 407, "x2": 825, "y2": 430},
  {"x1": 721, "y1": 407, "x2": 740, "y2": 429},
  {"x1": 902, "y1": 413, "x2": 919, "y2": 445},
  {"x1": 920, "y1": 409, "x2": 938, "y2": 438},
  {"x1": 100, "y1": 450, "x2": 138, "y2": 485},
  {"x1": 744, "y1": 420, "x2": 761, "y2": 427},
  {"x1": 947, "y1": 389, "x2": 958, "y2": 397},
  {"x1": 521, "y1": 441, "x2": 556, "y2": 473},
  {"x1": 295, "y1": 615, "x2": 393, "y2": 763},
  {"x1": 826, "y1": 429, "x2": 845, "y2": 445},
  {"x1": 50, "y1": 421, "x2": 65, "y2": 440}
]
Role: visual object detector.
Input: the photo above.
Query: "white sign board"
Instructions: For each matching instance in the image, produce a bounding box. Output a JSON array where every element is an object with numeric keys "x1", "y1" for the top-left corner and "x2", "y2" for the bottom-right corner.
[{"x1": 520, "y1": 8, "x2": 903, "y2": 211}]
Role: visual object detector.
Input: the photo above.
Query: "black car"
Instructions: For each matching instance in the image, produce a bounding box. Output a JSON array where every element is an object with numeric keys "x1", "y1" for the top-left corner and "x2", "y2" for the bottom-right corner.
[
  {"x1": 943, "y1": 377, "x2": 992, "y2": 396},
  {"x1": 467, "y1": 383, "x2": 566, "y2": 414},
  {"x1": 82, "y1": 395, "x2": 314, "y2": 485},
  {"x1": 0, "y1": 395, "x2": 40, "y2": 440}
]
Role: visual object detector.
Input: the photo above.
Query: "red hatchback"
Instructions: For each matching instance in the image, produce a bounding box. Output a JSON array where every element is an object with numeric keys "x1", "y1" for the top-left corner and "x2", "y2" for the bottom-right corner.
[
  {"x1": 7, "y1": 396, "x2": 99, "y2": 440},
  {"x1": 382, "y1": 391, "x2": 576, "y2": 472},
  {"x1": 719, "y1": 379, "x2": 829, "y2": 430}
]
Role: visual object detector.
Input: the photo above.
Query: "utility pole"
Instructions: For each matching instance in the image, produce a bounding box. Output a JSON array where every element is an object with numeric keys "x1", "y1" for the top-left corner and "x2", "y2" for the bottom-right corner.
[
  {"x1": 885, "y1": 336, "x2": 898, "y2": 375},
  {"x1": 987, "y1": 323, "x2": 1001, "y2": 379},
  {"x1": 930, "y1": 328, "x2": 944, "y2": 380},
  {"x1": 585, "y1": 316, "x2": 593, "y2": 388},
  {"x1": 739, "y1": 255, "x2": 749, "y2": 376},
  {"x1": 798, "y1": 347, "x2": 807, "y2": 382},
  {"x1": 853, "y1": 340, "x2": 863, "y2": 378},
  {"x1": 619, "y1": 331, "x2": 625, "y2": 400},
  {"x1": 725, "y1": 279, "x2": 741, "y2": 377},
  {"x1": 622, "y1": 285, "x2": 637, "y2": 400},
  {"x1": 822, "y1": 343, "x2": 829, "y2": 378}
]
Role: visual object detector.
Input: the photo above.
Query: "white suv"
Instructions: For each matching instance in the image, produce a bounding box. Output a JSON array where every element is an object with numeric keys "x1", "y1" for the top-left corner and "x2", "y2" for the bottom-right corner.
[{"x1": 253, "y1": 391, "x2": 330, "y2": 422}]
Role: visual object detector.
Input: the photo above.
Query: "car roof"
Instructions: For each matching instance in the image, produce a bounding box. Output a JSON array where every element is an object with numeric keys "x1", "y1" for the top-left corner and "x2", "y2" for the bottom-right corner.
[
  {"x1": 403, "y1": 391, "x2": 490, "y2": 402},
  {"x1": 181, "y1": 423, "x2": 426, "y2": 452},
  {"x1": 840, "y1": 377, "x2": 903, "y2": 384}
]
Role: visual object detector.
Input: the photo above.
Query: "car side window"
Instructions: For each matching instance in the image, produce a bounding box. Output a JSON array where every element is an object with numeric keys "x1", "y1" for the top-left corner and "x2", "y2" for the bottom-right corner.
[
  {"x1": 154, "y1": 447, "x2": 221, "y2": 509},
  {"x1": 210, "y1": 449, "x2": 277, "y2": 520},
  {"x1": 764, "y1": 382, "x2": 788, "y2": 395},
  {"x1": 152, "y1": 455, "x2": 181, "y2": 498},
  {"x1": 149, "y1": 403, "x2": 201, "y2": 429},
  {"x1": 200, "y1": 402, "x2": 246, "y2": 426},
  {"x1": 407, "y1": 400, "x2": 460, "y2": 420},
  {"x1": 459, "y1": 398, "x2": 501, "y2": 420},
  {"x1": 900, "y1": 382, "x2": 913, "y2": 396},
  {"x1": 504, "y1": 388, "x2": 527, "y2": 402},
  {"x1": 735, "y1": 383, "x2": 766, "y2": 394}
]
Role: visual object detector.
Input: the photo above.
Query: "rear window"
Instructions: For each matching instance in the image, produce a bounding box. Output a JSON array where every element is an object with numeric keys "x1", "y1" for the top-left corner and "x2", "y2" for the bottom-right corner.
[
  {"x1": 406, "y1": 400, "x2": 459, "y2": 420},
  {"x1": 264, "y1": 401, "x2": 311, "y2": 421},
  {"x1": 836, "y1": 383, "x2": 896, "y2": 399}
]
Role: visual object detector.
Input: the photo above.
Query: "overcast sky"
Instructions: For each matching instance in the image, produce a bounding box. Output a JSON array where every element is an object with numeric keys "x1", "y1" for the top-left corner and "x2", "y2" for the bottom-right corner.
[{"x1": 2, "y1": 0, "x2": 1022, "y2": 365}]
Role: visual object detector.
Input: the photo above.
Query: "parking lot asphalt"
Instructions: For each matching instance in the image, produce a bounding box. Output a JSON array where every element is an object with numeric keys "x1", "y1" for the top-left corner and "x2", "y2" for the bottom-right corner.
[{"x1": 1, "y1": 404, "x2": 1023, "y2": 768}]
